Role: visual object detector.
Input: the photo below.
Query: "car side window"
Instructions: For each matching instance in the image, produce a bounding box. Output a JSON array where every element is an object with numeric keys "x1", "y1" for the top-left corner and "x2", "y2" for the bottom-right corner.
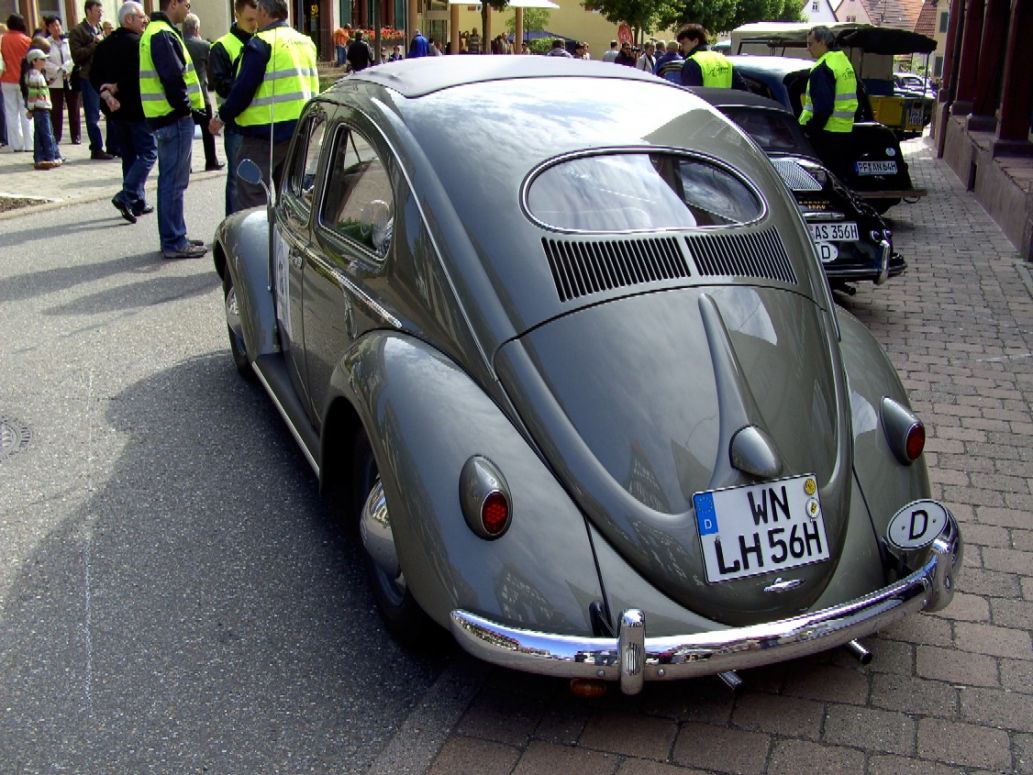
[
  {"x1": 286, "y1": 114, "x2": 327, "y2": 209},
  {"x1": 319, "y1": 126, "x2": 393, "y2": 260}
]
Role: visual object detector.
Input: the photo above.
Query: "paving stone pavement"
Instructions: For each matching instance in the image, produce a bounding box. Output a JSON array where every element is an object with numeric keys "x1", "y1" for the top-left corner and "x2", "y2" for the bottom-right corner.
[
  {"x1": 0, "y1": 119, "x2": 222, "y2": 211},
  {"x1": 417, "y1": 138, "x2": 1033, "y2": 775}
]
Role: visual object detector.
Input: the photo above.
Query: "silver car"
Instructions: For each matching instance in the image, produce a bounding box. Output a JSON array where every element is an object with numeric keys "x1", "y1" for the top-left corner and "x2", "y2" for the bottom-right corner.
[{"x1": 213, "y1": 58, "x2": 962, "y2": 695}]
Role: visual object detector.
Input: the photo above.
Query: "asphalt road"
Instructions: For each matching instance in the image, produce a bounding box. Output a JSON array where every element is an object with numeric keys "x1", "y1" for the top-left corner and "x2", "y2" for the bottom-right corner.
[{"x1": 0, "y1": 177, "x2": 451, "y2": 773}]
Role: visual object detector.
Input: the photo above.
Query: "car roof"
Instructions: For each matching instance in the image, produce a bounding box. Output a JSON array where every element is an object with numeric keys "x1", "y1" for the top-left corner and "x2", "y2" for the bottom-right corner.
[
  {"x1": 339, "y1": 56, "x2": 670, "y2": 99},
  {"x1": 685, "y1": 87, "x2": 794, "y2": 115},
  {"x1": 728, "y1": 55, "x2": 811, "y2": 77}
]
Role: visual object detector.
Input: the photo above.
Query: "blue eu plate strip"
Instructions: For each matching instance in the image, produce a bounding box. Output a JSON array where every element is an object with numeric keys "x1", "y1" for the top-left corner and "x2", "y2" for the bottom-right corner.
[{"x1": 694, "y1": 492, "x2": 718, "y2": 536}]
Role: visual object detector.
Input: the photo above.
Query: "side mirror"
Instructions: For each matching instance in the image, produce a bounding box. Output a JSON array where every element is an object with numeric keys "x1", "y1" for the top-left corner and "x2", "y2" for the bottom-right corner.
[{"x1": 237, "y1": 158, "x2": 263, "y2": 185}]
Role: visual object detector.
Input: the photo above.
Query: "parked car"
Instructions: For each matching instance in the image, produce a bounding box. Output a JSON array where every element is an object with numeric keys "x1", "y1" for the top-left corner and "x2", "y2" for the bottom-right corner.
[
  {"x1": 730, "y1": 55, "x2": 926, "y2": 213},
  {"x1": 689, "y1": 87, "x2": 906, "y2": 290},
  {"x1": 893, "y1": 71, "x2": 937, "y2": 100},
  {"x1": 214, "y1": 58, "x2": 962, "y2": 695}
]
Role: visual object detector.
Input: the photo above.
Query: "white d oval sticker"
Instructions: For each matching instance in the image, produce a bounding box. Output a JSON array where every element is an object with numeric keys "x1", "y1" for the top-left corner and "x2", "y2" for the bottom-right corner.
[{"x1": 887, "y1": 499, "x2": 948, "y2": 550}]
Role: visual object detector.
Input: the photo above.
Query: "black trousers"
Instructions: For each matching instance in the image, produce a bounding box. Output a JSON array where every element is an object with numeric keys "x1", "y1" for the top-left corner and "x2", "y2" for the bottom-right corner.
[{"x1": 194, "y1": 101, "x2": 220, "y2": 169}]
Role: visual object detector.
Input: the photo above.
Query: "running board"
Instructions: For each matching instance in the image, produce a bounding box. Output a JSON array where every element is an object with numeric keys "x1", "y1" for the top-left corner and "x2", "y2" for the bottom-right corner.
[{"x1": 252, "y1": 354, "x2": 320, "y2": 475}]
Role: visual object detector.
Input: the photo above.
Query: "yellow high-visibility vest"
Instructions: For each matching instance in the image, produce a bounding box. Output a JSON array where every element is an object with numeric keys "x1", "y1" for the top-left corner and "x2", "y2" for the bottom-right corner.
[
  {"x1": 800, "y1": 49, "x2": 858, "y2": 132},
  {"x1": 236, "y1": 26, "x2": 318, "y2": 128},
  {"x1": 139, "y1": 19, "x2": 204, "y2": 119},
  {"x1": 212, "y1": 31, "x2": 245, "y2": 107},
  {"x1": 689, "y1": 49, "x2": 733, "y2": 88}
]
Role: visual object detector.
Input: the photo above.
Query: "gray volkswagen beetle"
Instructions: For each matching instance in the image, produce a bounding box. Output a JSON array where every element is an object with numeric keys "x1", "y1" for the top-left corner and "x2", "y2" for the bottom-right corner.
[{"x1": 213, "y1": 58, "x2": 962, "y2": 695}]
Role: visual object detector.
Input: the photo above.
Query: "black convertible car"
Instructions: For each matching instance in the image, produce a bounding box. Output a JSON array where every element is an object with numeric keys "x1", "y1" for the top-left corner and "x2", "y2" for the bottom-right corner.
[
  {"x1": 729, "y1": 55, "x2": 925, "y2": 213},
  {"x1": 691, "y1": 88, "x2": 905, "y2": 289}
]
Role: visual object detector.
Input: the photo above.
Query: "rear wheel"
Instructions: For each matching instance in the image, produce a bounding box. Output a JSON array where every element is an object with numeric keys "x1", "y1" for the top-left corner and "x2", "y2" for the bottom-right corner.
[
  {"x1": 353, "y1": 429, "x2": 437, "y2": 645},
  {"x1": 223, "y1": 272, "x2": 251, "y2": 378}
]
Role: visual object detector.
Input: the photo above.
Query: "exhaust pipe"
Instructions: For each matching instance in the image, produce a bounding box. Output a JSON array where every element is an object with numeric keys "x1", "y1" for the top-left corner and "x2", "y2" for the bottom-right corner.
[
  {"x1": 846, "y1": 639, "x2": 872, "y2": 664},
  {"x1": 718, "y1": 670, "x2": 743, "y2": 690}
]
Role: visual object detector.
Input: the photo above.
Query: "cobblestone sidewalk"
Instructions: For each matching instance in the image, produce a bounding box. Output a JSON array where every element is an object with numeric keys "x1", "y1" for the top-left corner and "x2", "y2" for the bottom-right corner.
[{"x1": 412, "y1": 139, "x2": 1033, "y2": 775}]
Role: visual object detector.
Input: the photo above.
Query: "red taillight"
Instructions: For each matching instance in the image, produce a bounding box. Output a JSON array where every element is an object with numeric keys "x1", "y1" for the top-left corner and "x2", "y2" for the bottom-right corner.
[
  {"x1": 481, "y1": 492, "x2": 510, "y2": 536},
  {"x1": 905, "y1": 422, "x2": 925, "y2": 461}
]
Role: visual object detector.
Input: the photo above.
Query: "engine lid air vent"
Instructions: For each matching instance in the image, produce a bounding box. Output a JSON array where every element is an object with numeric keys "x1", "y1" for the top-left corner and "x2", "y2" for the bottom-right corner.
[
  {"x1": 543, "y1": 235, "x2": 691, "y2": 303},
  {"x1": 771, "y1": 158, "x2": 823, "y2": 192},
  {"x1": 686, "y1": 227, "x2": 796, "y2": 285}
]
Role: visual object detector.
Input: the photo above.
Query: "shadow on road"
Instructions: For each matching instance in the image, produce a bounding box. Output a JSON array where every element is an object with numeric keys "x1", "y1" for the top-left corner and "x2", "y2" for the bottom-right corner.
[{"x1": 0, "y1": 352, "x2": 444, "y2": 773}]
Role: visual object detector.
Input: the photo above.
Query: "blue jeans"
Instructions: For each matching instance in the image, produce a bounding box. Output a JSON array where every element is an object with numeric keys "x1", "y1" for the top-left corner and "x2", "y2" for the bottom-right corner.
[
  {"x1": 223, "y1": 129, "x2": 243, "y2": 216},
  {"x1": 335, "y1": 44, "x2": 346, "y2": 65},
  {"x1": 32, "y1": 109, "x2": 60, "y2": 163},
  {"x1": 79, "y1": 79, "x2": 105, "y2": 153},
  {"x1": 110, "y1": 118, "x2": 157, "y2": 212},
  {"x1": 154, "y1": 116, "x2": 194, "y2": 252}
]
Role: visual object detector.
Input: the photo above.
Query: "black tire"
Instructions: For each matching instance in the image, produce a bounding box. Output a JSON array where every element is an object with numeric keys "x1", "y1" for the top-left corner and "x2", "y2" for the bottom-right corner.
[
  {"x1": 352, "y1": 429, "x2": 438, "y2": 646},
  {"x1": 223, "y1": 272, "x2": 252, "y2": 378}
]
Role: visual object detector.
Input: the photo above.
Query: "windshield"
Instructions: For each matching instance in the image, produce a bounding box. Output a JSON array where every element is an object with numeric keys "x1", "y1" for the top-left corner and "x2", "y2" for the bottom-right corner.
[
  {"x1": 526, "y1": 152, "x2": 763, "y2": 232},
  {"x1": 720, "y1": 106, "x2": 809, "y2": 154}
]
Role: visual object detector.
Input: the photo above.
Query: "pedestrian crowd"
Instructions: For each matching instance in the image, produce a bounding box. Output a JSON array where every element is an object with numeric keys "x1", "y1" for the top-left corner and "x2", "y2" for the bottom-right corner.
[{"x1": 0, "y1": 0, "x2": 317, "y2": 262}]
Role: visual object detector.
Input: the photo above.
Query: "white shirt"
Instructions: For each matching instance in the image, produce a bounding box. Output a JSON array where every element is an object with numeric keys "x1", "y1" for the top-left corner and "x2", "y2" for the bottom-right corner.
[{"x1": 44, "y1": 34, "x2": 75, "y2": 89}]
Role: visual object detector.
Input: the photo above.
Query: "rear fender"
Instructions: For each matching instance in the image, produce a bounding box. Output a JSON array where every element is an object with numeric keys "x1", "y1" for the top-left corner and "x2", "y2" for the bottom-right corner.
[
  {"x1": 838, "y1": 309, "x2": 931, "y2": 539},
  {"x1": 215, "y1": 210, "x2": 279, "y2": 359},
  {"x1": 331, "y1": 331, "x2": 603, "y2": 636}
]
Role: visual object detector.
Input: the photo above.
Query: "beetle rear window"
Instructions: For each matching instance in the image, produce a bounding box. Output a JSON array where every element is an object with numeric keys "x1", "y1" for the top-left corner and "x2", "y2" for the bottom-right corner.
[{"x1": 526, "y1": 153, "x2": 763, "y2": 232}]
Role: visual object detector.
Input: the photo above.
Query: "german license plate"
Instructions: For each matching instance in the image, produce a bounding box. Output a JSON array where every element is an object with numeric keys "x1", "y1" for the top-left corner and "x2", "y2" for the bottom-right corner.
[
  {"x1": 694, "y1": 474, "x2": 830, "y2": 583},
  {"x1": 856, "y1": 160, "x2": 897, "y2": 176},
  {"x1": 809, "y1": 222, "x2": 859, "y2": 242}
]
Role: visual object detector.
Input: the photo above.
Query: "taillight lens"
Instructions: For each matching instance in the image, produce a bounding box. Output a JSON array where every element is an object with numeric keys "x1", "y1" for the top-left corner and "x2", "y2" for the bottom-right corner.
[
  {"x1": 905, "y1": 422, "x2": 925, "y2": 461},
  {"x1": 482, "y1": 491, "x2": 510, "y2": 536}
]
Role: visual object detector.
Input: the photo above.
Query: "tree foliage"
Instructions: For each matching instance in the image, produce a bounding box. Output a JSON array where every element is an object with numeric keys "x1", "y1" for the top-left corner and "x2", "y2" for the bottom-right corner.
[
  {"x1": 505, "y1": 8, "x2": 551, "y2": 34},
  {"x1": 582, "y1": 0, "x2": 804, "y2": 39}
]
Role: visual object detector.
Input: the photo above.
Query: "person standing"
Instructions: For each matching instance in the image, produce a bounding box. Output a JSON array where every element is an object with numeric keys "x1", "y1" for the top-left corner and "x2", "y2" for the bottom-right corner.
[
  {"x1": 25, "y1": 45, "x2": 62, "y2": 169},
  {"x1": 614, "y1": 41, "x2": 636, "y2": 67},
  {"x1": 467, "y1": 28, "x2": 480, "y2": 54},
  {"x1": 69, "y1": 0, "x2": 115, "y2": 159},
  {"x1": 210, "y1": 0, "x2": 318, "y2": 212},
  {"x1": 42, "y1": 15, "x2": 80, "y2": 145},
  {"x1": 676, "y1": 23, "x2": 744, "y2": 89},
  {"x1": 601, "y1": 40, "x2": 619, "y2": 62},
  {"x1": 799, "y1": 25, "x2": 858, "y2": 180},
  {"x1": 208, "y1": 0, "x2": 257, "y2": 215},
  {"x1": 345, "y1": 29, "x2": 373, "y2": 71},
  {"x1": 139, "y1": 0, "x2": 207, "y2": 258},
  {"x1": 654, "y1": 40, "x2": 683, "y2": 83},
  {"x1": 92, "y1": 0, "x2": 155, "y2": 222},
  {"x1": 332, "y1": 24, "x2": 349, "y2": 66},
  {"x1": 183, "y1": 13, "x2": 222, "y2": 171},
  {"x1": 635, "y1": 41, "x2": 656, "y2": 72},
  {"x1": 407, "y1": 29, "x2": 428, "y2": 58},
  {"x1": 1, "y1": 14, "x2": 33, "y2": 152},
  {"x1": 545, "y1": 39, "x2": 571, "y2": 58}
]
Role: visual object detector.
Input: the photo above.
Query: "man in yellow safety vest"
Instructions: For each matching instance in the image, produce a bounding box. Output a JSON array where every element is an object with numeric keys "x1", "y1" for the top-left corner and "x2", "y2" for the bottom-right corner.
[
  {"x1": 799, "y1": 25, "x2": 859, "y2": 179},
  {"x1": 675, "y1": 24, "x2": 745, "y2": 90},
  {"x1": 209, "y1": 0, "x2": 318, "y2": 212},
  {"x1": 139, "y1": 0, "x2": 208, "y2": 259},
  {"x1": 207, "y1": 0, "x2": 258, "y2": 215}
]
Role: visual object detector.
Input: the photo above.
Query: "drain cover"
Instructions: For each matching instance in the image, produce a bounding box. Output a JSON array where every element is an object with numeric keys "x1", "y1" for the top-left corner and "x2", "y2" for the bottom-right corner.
[{"x1": 0, "y1": 416, "x2": 32, "y2": 461}]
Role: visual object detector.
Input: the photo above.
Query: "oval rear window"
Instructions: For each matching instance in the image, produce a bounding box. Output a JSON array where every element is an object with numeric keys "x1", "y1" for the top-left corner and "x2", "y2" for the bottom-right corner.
[{"x1": 526, "y1": 152, "x2": 763, "y2": 232}]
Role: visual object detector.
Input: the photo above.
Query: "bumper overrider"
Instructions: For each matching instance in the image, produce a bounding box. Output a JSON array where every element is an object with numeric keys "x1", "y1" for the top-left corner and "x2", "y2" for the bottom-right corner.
[{"x1": 450, "y1": 506, "x2": 961, "y2": 695}]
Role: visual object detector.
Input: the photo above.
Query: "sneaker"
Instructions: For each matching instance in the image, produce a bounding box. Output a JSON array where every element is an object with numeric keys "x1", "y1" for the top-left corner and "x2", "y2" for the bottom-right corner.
[
  {"x1": 112, "y1": 196, "x2": 137, "y2": 224},
  {"x1": 52, "y1": 158, "x2": 64, "y2": 167},
  {"x1": 162, "y1": 243, "x2": 208, "y2": 259},
  {"x1": 91, "y1": 150, "x2": 115, "y2": 160}
]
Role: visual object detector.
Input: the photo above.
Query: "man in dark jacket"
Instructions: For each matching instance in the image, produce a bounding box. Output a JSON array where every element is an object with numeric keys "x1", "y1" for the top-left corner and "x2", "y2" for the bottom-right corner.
[
  {"x1": 183, "y1": 12, "x2": 222, "y2": 171},
  {"x1": 91, "y1": 0, "x2": 154, "y2": 222},
  {"x1": 676, "y1": 23, "x2": 746, "y2": 90},
  {"x1": 346, "y1": 30, "x2": 373, "y2": 71},
  {"x1": 207, "y1": 0, "x2": 257, "y2": 214}
]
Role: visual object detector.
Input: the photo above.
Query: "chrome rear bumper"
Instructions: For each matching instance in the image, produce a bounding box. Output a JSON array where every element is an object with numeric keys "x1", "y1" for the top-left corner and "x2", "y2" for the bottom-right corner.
[{"x1": 450, "y1": 511, "x2": 960, "y2": 694}]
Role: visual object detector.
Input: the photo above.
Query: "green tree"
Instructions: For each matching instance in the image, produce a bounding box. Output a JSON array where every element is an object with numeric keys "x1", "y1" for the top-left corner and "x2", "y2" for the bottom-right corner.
[
  {"x1": 505, "y1": 8, "x2": 551, "y2": 34},
  {"x1": 479, "y1": 0, "x2": 509, "y2": 52},
  {"x1": 581, "y1": 0, "x2": 687, "y2": 42},
  {"x1": 583, "y1": 0, "x2": 802, "y2": 40}
]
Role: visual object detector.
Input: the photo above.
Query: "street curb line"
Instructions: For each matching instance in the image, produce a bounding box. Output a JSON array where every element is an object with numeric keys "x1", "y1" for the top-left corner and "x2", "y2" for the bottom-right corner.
[
  {"x1": 0, "y1": 168, "x2": 226, "y2": 222},
  {"x1": 367, "y1": 656, "x2": 486, "y2": 774}
]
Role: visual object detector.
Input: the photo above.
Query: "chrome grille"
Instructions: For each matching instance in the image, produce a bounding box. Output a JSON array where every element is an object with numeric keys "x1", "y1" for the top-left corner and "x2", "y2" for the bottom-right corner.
[
  {"x1": 543, "y1": 236, "x2": 691, "y2": 302},
  {"x1": 771, "y1": 158, "x2": 823, "y2": 192},
  {"x1": 686, "y1": 227, "x2": 797, "y2": 285}
]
